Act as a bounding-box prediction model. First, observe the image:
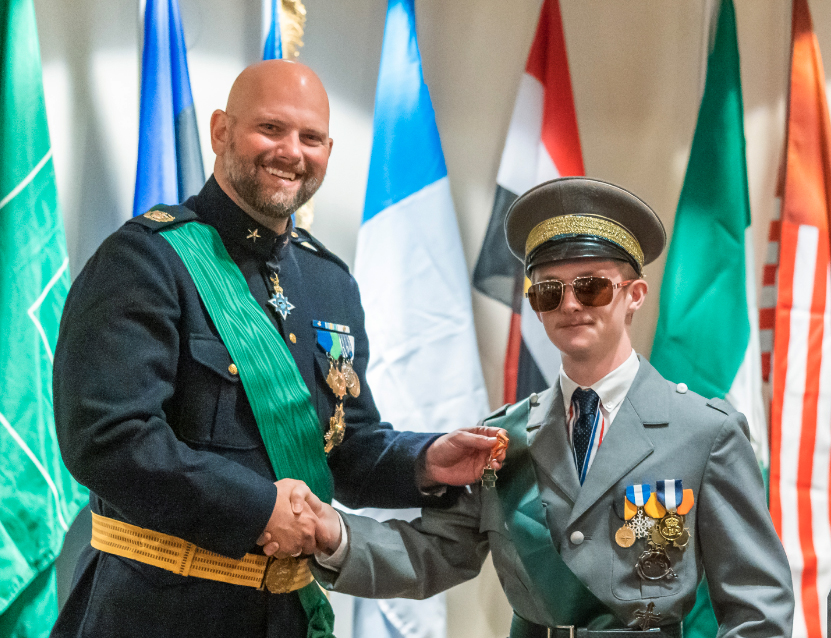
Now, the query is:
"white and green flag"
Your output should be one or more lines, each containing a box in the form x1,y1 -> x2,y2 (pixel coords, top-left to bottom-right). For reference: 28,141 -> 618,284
0,0 -> 88,635
650,1 -> 766,636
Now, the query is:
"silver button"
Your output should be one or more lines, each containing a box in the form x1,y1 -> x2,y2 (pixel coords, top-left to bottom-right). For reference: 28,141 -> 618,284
529,392 -> 539,406
676,382 -> 688,394
570,530 -> 584,545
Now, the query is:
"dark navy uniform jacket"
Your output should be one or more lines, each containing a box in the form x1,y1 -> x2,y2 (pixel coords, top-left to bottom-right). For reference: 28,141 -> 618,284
51,177 -> 454,638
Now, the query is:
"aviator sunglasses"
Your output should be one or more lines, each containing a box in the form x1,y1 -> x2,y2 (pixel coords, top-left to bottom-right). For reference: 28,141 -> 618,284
526,276 -> 637,312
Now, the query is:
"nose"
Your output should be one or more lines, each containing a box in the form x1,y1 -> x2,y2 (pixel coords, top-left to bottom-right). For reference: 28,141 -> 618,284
559,283 -> 582,312
274,131 -> 302,164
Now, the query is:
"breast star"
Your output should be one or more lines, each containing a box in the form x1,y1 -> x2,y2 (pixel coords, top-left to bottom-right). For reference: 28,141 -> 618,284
247,228 -> 261,242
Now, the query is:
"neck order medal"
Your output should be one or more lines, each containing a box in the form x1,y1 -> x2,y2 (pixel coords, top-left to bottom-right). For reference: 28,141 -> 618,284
268,272 -> 295,320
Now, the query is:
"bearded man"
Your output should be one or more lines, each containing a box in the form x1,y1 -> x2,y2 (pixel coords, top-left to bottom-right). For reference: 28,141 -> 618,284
50,60 -> 503,638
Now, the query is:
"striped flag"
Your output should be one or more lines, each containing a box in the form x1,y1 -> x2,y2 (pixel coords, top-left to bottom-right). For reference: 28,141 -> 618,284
769,1 -> 831,637
649,2 -> 767,635
133,0 -> 204,217
0,0 -> 87,634
472,0 -> 583,403
350,0 -> 488,635
262,0 -> 283,60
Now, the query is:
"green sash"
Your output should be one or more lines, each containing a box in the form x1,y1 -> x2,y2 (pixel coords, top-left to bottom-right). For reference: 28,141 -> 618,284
159,215 -> 335,638
492,399 -> 610,627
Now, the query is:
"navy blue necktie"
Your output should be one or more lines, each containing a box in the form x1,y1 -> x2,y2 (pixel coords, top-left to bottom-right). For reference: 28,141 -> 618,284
571,387 -> 600,482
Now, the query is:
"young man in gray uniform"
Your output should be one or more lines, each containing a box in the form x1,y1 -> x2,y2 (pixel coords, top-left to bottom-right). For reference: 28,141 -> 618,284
310,177 -> 794,637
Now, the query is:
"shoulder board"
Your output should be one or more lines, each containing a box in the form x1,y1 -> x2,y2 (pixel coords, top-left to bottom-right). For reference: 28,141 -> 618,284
706,397 -> 736,415
127,205 -> 198,232
483,404 -> 510,424
291,227 -> 350,273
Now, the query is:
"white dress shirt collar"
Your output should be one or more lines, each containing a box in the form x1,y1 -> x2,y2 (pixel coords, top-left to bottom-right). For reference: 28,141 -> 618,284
559,350 -> 640,425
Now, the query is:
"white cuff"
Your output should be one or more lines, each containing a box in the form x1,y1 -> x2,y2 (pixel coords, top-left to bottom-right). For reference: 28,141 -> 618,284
314,511 -> 348,571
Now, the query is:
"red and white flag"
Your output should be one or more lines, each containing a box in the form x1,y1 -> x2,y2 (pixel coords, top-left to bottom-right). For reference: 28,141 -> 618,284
768,1 -> 831,637
472,0 -> 583,403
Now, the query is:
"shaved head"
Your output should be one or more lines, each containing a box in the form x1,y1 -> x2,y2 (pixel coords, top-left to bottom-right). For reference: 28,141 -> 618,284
225,60 -> 330,123
210,60 -> 333,233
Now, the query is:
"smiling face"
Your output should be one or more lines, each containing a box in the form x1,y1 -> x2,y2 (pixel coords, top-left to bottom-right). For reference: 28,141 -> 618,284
211,61 -> 333,231
531,258 -> 647,382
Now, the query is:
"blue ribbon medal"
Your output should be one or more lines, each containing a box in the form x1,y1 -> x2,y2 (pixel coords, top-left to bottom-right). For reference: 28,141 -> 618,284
653,479 -> 689,550
315,322 -> 359,453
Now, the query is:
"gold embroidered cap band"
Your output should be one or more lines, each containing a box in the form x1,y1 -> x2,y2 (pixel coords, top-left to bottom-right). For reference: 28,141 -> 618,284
90,512 -> 314,594
525,214 -> 645,270
503,177 -> 666,276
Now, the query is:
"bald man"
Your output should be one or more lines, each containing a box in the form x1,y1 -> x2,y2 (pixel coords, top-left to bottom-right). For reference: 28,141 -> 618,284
50,61 -> 502,638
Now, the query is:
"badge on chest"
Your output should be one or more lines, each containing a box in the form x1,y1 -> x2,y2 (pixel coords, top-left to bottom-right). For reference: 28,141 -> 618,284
314,321 -> 359,454
614,480 -> 695,582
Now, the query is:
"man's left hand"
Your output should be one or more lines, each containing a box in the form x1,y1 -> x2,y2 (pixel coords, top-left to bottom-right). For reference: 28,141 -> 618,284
421,426 -> 508,487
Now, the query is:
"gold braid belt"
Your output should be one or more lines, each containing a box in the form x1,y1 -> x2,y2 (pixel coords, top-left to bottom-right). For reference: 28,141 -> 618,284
90,512 -> 314,594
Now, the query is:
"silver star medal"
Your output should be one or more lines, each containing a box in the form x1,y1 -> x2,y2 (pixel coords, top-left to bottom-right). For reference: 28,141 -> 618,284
268,273 -> 295,319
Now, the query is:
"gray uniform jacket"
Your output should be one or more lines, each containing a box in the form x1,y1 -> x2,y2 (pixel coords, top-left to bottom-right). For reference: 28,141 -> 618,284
316,358 -> 794,636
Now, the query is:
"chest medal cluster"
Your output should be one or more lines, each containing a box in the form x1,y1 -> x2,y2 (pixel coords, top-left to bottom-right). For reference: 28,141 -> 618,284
614,480 -> 694,582
315,322 -> 359,454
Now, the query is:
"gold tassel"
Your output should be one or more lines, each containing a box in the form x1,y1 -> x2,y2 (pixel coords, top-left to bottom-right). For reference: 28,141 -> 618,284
279,0 -> 307,60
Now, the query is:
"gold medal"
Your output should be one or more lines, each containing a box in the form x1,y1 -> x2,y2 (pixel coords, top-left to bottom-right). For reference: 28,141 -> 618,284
658,512 -> 684,543
673,527 -> 690,550
324,403 -> 346,454
615,525 -> 636,548
481,467 -> 497,488
326,359 -> 347,399
342,360 -> 361,398
480,431 -> 509,489
650,524 -> 668,547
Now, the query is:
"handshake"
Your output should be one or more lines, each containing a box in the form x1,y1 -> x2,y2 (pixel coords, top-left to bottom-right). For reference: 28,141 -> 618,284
255,425 -> 509,559
256,478 -> 343,559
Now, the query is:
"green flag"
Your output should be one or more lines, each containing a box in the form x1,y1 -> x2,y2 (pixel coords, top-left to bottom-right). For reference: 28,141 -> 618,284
0,0 -> 88,635
650,1 -> 767,636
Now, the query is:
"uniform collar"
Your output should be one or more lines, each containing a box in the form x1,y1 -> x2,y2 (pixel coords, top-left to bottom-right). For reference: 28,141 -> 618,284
559,349 -> 640,415
191,175 -> 293,261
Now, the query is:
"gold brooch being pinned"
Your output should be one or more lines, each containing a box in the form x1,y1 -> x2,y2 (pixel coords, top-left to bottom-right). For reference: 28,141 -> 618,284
143,210 -> 175,222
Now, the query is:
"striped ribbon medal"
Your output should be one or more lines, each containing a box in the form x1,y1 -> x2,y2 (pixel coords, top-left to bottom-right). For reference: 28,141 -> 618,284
615,483 -> 653,548
653,479 -> 690,549
316,325 -> 359,454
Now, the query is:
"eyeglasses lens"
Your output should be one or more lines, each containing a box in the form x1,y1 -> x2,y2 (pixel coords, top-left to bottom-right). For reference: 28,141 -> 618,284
573,277 -> 614,306
527,277 -> 616,311
527,281 -> 563,312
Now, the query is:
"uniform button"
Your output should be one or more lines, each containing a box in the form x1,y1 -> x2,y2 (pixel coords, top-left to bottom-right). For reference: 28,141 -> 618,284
291,232 -> 299,238
529,392 -> 539,406
570,530 -> 584,545
676,382 -> 688,394
228,364 -> 238,375
289,333 -> 297,343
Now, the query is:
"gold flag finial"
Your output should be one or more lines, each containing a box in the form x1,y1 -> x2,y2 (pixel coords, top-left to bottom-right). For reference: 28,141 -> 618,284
280,0 -> 307,60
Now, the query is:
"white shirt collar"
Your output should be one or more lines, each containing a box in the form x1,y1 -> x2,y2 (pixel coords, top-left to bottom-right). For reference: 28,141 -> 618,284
559,350 -> 640,420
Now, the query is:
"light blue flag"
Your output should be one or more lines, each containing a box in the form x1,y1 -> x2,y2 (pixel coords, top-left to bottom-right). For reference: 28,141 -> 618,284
350,1 -> 488,636
263,0 -> 283,60
133,0 -> 204,217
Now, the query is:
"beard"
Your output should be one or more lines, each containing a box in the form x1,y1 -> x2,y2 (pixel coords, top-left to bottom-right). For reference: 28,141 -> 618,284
224,142 -> 321,220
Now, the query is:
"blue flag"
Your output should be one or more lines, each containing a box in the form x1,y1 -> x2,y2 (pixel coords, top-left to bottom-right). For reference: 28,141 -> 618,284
350,1 -> 488,635
133,0 -> 204,217
263,0 -> 283,60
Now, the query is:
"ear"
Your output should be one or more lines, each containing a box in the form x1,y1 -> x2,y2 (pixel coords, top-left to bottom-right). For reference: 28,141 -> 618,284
624,279 -> 648,324
210,110 -> 229,155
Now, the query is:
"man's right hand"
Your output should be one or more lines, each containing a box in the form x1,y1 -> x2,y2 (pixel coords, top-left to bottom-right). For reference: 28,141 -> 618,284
256,478 -> 321,557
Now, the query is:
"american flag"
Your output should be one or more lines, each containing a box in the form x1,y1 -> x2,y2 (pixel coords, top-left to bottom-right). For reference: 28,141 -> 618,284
768,2 -> 831,637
